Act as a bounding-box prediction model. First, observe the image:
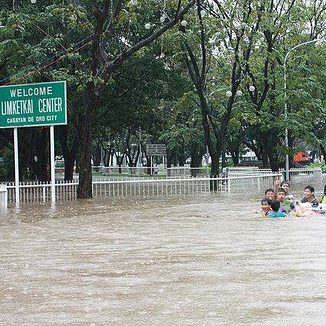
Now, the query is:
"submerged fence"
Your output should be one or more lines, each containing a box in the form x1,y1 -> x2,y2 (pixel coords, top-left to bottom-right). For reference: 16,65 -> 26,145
4,173 -> 281,204
86,165 -> 323,180
4,167 -> 324,204
0,184 -> 7,209
5,181 -> 77,203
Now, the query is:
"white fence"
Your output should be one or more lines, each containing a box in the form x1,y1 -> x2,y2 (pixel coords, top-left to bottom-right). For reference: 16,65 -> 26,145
285,168 -> 323,183
225,167 -> 323,183
5,173 -> 280,204
0,184 -> 7,210
68,165 -> 323,179
54,165 -> 324,185
6,181 -> 77,203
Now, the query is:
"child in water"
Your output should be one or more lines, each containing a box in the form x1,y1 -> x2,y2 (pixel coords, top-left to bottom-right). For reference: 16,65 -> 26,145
267,200 -> 286,218
275,188 -> 291,213
260,198 -> 272,217
280,180 -> 295,201
264,188 -> 274,200
301,185 -> 318,204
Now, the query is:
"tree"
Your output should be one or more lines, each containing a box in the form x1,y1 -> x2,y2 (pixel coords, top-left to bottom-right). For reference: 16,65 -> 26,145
0,0 -> 195,195
242,0 -> 326,170
174,0 -> 261,182
75,0 -> 195,198
160,91 -> 205,174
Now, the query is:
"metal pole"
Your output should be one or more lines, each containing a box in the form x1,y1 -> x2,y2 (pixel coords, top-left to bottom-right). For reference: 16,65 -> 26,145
50,125 -> 56,202
14,128 -> 20,204
283,61 -> 290,181
283,39 -> 323,181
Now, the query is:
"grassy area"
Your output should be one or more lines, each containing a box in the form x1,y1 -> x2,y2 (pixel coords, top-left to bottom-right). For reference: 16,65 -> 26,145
306,162 -> 326,169
92,172 -> 167,179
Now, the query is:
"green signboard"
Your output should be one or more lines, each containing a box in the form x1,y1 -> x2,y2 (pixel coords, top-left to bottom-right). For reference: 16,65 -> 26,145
0,81 -> 67,128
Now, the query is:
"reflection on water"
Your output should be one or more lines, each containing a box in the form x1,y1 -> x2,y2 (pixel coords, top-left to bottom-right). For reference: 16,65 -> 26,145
1,193 -> 326,325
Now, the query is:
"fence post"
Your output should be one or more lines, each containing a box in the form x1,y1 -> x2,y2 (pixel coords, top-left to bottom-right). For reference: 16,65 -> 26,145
43,183 -> 46,202
257,176 -> 260,192
320,168 -> 323,183
228,176 -> 231,193
0,184 -> 7,210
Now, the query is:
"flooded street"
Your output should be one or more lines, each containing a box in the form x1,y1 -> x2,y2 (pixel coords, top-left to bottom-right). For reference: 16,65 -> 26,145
1,193 -> 326,325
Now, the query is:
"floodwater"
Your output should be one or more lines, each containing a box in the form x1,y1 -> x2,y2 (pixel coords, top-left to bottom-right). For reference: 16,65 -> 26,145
1,193 -> 326,325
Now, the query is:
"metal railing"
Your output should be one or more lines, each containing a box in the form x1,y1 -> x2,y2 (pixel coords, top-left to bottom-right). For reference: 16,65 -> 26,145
62,165 -> 323,179
4,173 -> 280,204
0,184 -> 7,210
6,180 -> 77,203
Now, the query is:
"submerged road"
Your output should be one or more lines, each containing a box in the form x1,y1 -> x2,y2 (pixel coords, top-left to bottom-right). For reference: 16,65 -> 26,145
1,193 -> 326,325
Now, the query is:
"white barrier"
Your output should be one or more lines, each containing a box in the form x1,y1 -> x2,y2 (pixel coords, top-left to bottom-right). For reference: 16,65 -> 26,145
0,184 -> 8,210
5,173 -> 281,204
6,180 -> 77,203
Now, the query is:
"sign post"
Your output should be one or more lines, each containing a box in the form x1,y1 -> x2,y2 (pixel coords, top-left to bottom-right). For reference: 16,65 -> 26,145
13,128 -> 19,203
50,126 -> 55,202
146,144 -> 167,175
0,81 -> 67,203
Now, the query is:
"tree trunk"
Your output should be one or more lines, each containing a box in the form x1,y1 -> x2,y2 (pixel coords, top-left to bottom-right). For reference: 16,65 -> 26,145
268,150 -> 279,172
221,151 -> 226,168
92,144 -> 101,166
260,136 -> 270,168
64,154 -> 75,181
190,146 -> 203,177
77,114 -> 94,199
231,149 -> 240,166
77,80 -> 101,198
166,153 -> 173,168
178,154 -> 185,166
146,156 -> 153,175
261,150 -> 269,168
116,155 -> 124,174
209,150 -> 219,191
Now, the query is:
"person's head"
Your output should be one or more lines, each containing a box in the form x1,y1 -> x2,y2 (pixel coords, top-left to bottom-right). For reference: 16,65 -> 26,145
264,188 -> 274,200
280,181 -> 290,194
261,198 -> 272,212
270,200 -> 281,213
276,188 -> 286,202
303,185 -> 315,199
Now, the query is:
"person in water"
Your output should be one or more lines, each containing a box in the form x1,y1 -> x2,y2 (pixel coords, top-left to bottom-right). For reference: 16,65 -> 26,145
267,200 -> 286,218
274,187 -> 292,213
264,188 -> 274,200
273,176 -> 280,194
275,187 -> 285,202
301,185 -> 318,204
260,198 -> 272,217
280,180 -> 295,201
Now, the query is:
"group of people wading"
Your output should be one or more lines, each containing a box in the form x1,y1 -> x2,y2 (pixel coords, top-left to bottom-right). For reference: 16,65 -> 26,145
260,178 -> 326,218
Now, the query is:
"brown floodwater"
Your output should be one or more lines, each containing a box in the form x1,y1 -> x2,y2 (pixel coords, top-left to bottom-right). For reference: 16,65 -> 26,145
1,192 -> 326,325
